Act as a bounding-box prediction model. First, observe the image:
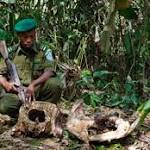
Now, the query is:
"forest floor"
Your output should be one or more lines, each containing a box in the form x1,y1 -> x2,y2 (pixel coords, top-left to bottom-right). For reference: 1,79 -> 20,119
0,102 -> 149,150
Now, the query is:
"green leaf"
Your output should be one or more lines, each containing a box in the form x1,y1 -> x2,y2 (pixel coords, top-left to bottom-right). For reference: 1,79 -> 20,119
124,77 -> 136,94
138,100 -> 150,114
93,70 -> 108,78
96,80 -> 108,89
108,93 -> 122,107
124,82 -> 133,93
0,19 -> 6,29
119,7 -> 138,20
0,29 -> 7,40
80,69 -> 92,78
137,100 -> 150,123
96,145 -> 106,150
93,70 -> 115,79
123,32 -> 132,53
0,29 -> 12,42
130,93 -> 139,107
82,93 -> 91,106
82,92 -> 101,107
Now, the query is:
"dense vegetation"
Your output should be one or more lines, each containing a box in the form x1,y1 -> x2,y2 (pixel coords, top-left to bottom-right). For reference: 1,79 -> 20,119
0,0 -> 150,149
0,0 -> 149,110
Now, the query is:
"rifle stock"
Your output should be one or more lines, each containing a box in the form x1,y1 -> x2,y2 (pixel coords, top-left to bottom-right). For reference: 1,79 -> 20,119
0,41 -> 26,104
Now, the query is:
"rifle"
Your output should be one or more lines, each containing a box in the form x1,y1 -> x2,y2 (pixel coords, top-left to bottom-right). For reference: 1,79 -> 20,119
0,41 -> 27,106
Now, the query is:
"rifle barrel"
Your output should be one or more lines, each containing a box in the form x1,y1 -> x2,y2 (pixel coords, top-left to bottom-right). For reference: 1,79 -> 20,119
0,40 -> 27,105
0,41 -> 8,59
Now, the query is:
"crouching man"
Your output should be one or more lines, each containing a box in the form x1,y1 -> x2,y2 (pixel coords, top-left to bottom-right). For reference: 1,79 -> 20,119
0,18 -> 63,118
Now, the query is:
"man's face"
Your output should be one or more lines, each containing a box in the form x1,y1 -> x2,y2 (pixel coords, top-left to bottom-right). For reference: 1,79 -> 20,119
18,30 -> 36,49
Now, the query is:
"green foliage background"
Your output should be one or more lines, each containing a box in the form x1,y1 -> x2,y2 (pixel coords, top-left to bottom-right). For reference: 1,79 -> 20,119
0,0 -> 149,109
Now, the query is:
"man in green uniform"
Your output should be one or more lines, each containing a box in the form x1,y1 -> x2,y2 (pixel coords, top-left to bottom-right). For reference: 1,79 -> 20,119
0,18 -> 63,118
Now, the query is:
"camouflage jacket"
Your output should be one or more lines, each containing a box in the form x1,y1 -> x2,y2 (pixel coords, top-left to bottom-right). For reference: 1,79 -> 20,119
0,42 -> 55,85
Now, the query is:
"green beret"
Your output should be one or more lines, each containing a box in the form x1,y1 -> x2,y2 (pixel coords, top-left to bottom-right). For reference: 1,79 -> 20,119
14,18 -> 37,32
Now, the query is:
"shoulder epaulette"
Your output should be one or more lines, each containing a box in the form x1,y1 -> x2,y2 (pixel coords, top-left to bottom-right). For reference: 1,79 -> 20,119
40,44 -> 54,61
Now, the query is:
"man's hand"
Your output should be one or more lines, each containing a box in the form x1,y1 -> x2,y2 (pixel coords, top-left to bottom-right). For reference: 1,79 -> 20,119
0,75 -> 17,93
4,81 -> 17,92
25,83 -> 35,102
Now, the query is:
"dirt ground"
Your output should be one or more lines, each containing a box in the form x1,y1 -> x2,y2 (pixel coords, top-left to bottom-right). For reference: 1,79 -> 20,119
0,106 -> 149,150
